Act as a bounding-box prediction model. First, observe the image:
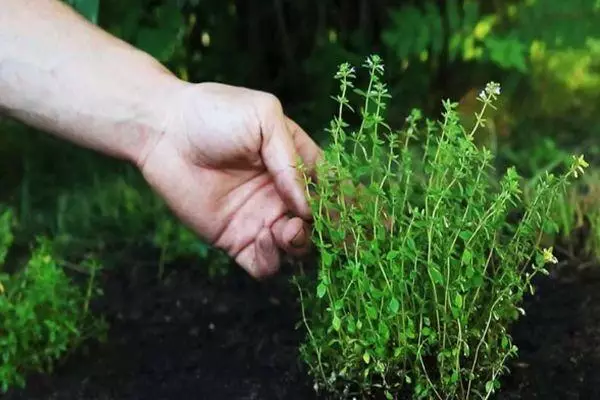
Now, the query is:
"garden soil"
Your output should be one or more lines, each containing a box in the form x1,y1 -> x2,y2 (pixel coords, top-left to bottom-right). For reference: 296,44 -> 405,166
5,244 -> 600,400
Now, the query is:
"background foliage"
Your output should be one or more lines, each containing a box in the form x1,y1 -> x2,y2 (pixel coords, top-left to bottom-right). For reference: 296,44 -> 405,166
1,0 -> 600,393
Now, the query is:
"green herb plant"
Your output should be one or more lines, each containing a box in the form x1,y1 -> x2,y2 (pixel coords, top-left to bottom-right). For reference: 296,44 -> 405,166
550,165 -> 600,260
0,207 -> 106,393
296,55 -> 585,399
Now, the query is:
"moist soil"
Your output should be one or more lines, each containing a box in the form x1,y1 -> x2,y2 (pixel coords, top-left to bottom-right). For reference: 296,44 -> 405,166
4,242 -> 600,400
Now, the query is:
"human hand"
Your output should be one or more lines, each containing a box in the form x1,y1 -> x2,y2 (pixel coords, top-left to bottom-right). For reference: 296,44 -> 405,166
138,82 -> 322,279
1,0 -> 318,279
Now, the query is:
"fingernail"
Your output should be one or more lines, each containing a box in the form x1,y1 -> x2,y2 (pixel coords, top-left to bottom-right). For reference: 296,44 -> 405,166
291,227 -> 305,248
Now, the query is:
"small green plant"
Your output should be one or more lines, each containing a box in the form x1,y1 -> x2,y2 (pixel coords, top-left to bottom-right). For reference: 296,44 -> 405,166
550,165 -> 600,259
296,56 -> 585,399
0,208 -> 106,393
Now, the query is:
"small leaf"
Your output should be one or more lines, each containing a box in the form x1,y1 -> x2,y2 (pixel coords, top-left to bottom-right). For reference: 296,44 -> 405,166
450,370 -> 459,384
429,264 -> 444,285
378,321 -> 390,341
347,317 -> 357,333
363,352 -> 371,364
366,306 -> 378,320
321,252 -> 334,267
332,315 -> 341,331
386,250 -> 400,261
454,293 -> 463,309
466,265 -> 475,279
461,249 -> 473,265
459,230 -> 473,241
316,283 -> 327,298
388,297 -> 400,313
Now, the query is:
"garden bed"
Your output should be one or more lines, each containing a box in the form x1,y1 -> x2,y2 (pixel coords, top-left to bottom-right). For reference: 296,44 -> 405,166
4,243 -> 600,400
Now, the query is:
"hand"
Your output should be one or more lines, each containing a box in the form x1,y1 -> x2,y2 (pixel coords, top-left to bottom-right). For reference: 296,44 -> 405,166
138,82 -> 322,279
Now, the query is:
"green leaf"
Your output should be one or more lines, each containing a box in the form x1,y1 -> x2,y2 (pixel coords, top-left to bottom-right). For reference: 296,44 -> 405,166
542,218 -> 559,234
465,265 -> 475,279
366,306 -> 378,320
378,321 -> 390,341
332,315 -> 341,331
316,283 -> 327,298
454,293 -> 463,309
429,264 -> 444,285
459,230 -> 473,241
388,297 -> 400,313
386,250 -> 400,261
461,249 -> 473,265
334,299 -> 344,310
347,317 -> 357,333
363,351 -> 371,364
321,252 -> 334,268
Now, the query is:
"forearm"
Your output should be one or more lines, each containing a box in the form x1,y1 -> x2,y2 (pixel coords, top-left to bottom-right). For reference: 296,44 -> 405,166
0,0 -> 185,164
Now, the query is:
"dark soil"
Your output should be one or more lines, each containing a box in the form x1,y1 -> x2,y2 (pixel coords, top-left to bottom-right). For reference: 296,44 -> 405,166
3,251 -> 317,400
497,250 -> 600,400
5,243 -> 600,400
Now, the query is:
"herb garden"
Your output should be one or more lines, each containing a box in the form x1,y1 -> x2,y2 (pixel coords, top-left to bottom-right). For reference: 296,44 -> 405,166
3,1 -> 600,399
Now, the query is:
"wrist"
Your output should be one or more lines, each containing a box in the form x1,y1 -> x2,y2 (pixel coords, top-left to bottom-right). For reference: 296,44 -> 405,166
117,64 -> 192,168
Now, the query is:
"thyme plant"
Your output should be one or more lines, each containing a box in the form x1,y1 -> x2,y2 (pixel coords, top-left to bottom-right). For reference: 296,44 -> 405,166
296,55 -> 585,399
0,207 -> 106,392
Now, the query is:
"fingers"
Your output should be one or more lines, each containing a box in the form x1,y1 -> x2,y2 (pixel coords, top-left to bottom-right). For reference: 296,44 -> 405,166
259,99 -> 320,221
271,215 -> 311,256
234,216 -> 311,279
236,227 -> 281,279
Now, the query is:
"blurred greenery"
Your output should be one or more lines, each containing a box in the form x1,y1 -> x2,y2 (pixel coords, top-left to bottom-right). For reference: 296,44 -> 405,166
2,0 -> 600,390
0,0 -> 599,287
1,0 -> 598,272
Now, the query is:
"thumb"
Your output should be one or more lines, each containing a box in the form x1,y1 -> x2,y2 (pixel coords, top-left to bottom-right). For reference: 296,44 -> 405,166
260,108 -> 311,220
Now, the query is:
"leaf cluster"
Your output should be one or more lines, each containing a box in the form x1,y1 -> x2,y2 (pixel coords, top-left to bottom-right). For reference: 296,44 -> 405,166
0,208 -> 106,393
296,56 -> 583,399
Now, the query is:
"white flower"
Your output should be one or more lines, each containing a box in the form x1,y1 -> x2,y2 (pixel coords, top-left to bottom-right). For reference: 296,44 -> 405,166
479,82 -> 502,102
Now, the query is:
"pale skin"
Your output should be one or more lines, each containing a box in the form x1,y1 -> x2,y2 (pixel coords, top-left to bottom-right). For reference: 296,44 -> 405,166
0,0 -> 322,279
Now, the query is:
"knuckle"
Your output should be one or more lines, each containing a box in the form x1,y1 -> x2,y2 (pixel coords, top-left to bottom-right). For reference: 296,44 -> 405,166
259,92 -> 283,115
